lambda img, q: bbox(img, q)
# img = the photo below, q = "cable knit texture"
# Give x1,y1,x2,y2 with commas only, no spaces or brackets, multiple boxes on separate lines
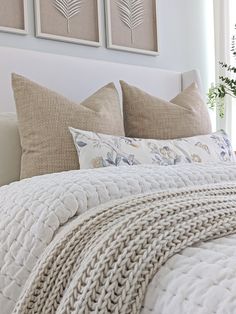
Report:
14,184,236,313
1,162,236,313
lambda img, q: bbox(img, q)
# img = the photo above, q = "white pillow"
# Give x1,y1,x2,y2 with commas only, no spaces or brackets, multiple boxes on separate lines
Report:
69,128,236,170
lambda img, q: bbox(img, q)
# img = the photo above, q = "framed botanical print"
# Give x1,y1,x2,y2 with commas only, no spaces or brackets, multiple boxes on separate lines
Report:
34,0,102,47
105,0,159,56
0,0,28,35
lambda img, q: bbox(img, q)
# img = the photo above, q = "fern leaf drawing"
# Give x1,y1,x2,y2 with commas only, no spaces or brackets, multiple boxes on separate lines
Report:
54,0,83,33
117,0,144,44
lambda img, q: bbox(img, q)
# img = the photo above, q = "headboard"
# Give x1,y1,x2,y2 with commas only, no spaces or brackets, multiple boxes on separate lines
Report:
0,47,202,112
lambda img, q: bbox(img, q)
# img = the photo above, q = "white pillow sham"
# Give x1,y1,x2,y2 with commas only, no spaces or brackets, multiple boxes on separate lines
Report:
69,128,236,170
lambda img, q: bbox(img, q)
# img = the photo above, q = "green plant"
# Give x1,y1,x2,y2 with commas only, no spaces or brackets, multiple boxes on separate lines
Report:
208,24,236,118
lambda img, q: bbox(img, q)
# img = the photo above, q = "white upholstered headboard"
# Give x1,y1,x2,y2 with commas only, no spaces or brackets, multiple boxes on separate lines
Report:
0,47,202,112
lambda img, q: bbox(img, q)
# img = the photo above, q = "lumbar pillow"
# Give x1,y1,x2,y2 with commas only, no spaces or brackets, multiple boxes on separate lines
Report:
120,81,212,139
69,128,235,170
12,74,124,179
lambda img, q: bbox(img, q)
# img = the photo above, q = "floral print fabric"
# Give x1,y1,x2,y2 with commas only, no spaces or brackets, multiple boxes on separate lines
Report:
69,128,236,169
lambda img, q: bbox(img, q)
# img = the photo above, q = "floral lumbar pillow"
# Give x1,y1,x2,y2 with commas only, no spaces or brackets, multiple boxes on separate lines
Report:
69,127,236,169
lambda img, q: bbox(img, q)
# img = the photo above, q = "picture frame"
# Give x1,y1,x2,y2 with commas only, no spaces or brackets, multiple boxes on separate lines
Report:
34,0,102,47
0,0,29,35
105,0,159,56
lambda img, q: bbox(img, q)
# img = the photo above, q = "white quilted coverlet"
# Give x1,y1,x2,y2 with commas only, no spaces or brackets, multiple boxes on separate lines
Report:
1,162,236,314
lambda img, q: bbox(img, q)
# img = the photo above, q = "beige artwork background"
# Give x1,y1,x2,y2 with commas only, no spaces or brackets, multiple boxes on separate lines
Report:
39,0,99,42
109,0,158,52
0,0,25,29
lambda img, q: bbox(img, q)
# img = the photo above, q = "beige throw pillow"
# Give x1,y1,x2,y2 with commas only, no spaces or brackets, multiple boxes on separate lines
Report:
120,81,212,139
12,74,124,179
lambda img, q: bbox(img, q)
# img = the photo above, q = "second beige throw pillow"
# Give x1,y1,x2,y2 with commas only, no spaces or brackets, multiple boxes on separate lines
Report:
120,81,212,139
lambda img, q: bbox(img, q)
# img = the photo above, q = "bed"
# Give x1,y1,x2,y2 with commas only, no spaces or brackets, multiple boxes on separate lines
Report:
1,47,236,314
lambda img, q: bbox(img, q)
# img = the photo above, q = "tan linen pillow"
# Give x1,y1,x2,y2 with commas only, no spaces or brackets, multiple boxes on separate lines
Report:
12,74,124,179
120,81,212,139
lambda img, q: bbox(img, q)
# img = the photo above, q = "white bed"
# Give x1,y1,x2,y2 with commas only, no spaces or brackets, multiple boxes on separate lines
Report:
1,47,236,314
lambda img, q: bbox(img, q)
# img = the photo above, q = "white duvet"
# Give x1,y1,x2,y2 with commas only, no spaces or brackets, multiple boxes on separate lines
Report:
1,162,236,314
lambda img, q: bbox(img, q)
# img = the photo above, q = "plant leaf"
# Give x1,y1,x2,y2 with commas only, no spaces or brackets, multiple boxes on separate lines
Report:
54,0,83,33
117,0,144,43
76,141,87,148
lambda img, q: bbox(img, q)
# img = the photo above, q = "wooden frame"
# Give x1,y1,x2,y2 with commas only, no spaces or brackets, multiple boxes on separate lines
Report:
0,0,29,35
105,0,159,56
34,0,102,47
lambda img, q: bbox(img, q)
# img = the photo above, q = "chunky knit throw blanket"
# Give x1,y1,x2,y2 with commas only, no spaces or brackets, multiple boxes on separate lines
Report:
14,184,236,314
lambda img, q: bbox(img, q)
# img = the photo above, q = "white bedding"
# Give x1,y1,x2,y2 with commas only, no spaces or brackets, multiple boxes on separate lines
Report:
1,162,236,313
142,236,236,314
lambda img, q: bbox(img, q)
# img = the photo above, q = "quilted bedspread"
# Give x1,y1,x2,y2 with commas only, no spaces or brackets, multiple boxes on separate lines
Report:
1,162,236,313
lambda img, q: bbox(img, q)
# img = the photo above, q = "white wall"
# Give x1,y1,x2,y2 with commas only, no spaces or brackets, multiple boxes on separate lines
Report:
0,0,215,91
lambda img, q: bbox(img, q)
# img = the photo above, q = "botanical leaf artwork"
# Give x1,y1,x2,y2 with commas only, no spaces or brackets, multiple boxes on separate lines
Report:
54,0,83,33
117,0,144,44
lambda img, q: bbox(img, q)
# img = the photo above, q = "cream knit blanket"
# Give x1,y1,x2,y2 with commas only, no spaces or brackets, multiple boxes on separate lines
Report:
14,184,236,314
